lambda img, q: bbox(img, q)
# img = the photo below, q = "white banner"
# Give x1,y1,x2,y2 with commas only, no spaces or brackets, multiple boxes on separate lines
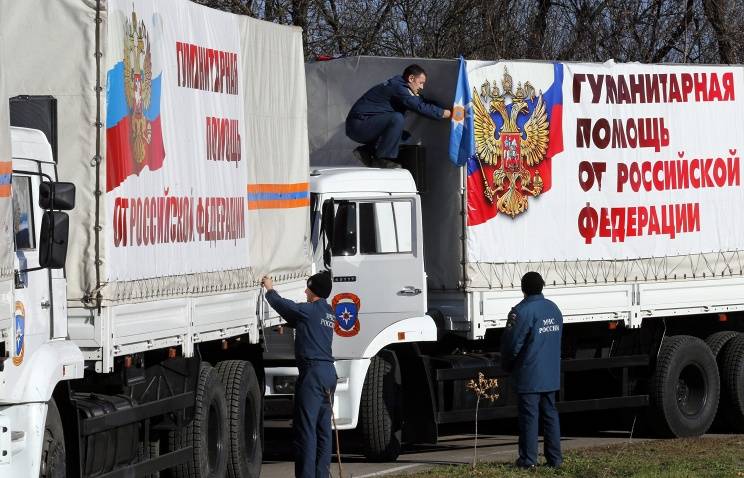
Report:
0,42,12,281
105,0,249,281
465,60,744,262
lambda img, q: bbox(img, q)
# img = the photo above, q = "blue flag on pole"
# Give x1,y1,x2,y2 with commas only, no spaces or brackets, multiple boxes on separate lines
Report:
448,57,475,166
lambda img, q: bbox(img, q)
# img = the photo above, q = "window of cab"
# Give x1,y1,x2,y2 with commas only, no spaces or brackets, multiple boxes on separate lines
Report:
12,176,35,250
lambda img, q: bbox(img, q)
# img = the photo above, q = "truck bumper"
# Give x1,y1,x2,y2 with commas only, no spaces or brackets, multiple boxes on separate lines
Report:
0,402,46,476
264,358,371,430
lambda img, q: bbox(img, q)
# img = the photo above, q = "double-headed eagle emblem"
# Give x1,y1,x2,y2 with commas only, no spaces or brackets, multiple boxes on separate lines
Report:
472,68,550,217
123,10,153,167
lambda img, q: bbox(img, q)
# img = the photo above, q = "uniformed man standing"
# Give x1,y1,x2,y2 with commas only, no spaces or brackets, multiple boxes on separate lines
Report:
501,271,563,469
262,271,336,478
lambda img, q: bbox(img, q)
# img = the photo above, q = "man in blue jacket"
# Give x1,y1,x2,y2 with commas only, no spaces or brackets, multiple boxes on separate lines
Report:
262,271,336,478
501,271,563,469
346,64,451,168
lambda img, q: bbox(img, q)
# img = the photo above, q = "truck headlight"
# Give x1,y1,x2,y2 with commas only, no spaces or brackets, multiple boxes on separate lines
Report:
272,376,296,394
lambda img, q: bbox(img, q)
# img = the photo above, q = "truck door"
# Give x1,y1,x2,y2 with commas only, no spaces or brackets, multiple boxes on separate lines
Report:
11,172,53,367
321,196,426,358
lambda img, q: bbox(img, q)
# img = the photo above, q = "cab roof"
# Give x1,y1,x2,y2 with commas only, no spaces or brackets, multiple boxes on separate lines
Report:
10,127,54,164
309,167,417,194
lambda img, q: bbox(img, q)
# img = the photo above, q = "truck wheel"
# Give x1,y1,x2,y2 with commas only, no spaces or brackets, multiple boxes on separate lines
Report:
173,364,229,478
39,399,65,478
138,438,160,478
360,350,402,462
651,335,719,437
705,331,740,359
720,334,744,431
705,331,740,429
215,360,262,478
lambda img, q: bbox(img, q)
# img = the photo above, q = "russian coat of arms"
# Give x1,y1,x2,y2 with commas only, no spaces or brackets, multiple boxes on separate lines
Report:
123,10,154,168
472,68,550,217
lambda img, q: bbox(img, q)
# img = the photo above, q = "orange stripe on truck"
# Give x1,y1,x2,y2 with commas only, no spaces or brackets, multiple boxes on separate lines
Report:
247,182,309,193
246,182,310,210
247,198,310,210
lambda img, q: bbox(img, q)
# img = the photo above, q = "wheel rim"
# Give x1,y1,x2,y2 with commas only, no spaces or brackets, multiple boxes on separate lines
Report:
207,401,224,471
676,362,707,417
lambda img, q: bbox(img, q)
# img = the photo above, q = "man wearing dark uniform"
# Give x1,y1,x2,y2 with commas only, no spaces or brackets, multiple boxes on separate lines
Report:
501,271,563,469
346,64,451,168
262,271,335,478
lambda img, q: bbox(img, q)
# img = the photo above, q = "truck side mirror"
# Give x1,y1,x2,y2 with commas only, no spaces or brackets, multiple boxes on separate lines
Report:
39,181,75,210
39,211,69,269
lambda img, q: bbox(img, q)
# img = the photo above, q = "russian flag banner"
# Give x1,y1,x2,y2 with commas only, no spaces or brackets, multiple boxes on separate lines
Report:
105,22,166,193
465,62,564,226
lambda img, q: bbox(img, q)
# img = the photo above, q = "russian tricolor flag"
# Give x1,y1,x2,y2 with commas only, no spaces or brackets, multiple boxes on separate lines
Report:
105,62,166,192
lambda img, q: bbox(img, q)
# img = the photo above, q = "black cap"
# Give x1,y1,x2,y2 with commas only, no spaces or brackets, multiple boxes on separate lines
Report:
521,271,545,296
307,271,332,299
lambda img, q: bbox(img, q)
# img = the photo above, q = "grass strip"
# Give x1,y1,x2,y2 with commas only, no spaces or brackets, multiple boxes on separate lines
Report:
394,436,744,478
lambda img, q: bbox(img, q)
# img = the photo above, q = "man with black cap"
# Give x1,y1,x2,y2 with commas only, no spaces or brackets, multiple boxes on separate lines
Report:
262,271,335,478
501,271,563,470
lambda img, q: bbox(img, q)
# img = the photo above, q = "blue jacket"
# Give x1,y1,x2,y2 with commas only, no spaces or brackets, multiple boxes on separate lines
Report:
500,294,563,393
347,75,444,120
265,290,335,363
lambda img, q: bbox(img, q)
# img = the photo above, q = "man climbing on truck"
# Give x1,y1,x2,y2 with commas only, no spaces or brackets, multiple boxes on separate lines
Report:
346,64,451,168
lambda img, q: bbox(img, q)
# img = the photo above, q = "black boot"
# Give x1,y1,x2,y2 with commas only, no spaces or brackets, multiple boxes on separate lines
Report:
353,145,374,166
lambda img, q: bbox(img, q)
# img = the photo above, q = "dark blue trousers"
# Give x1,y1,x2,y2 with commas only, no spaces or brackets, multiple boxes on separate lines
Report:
294,363,337,478
346,112,405,159
517,391,562,467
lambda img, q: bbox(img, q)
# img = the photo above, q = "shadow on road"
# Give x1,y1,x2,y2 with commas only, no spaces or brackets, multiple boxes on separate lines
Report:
264,408,647,465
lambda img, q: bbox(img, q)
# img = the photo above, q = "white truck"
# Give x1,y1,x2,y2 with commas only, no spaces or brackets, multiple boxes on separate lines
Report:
262,56,744,461
0,1,310,477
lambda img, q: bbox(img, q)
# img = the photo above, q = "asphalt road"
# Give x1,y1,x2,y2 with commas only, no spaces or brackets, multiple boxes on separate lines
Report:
262,412,651,477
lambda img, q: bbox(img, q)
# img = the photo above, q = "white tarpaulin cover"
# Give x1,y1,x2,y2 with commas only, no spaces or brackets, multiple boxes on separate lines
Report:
0,0,310,304
306,56,744,290
0,43,12,282
0,43,13,327
463,60,744,263
105,1,251,280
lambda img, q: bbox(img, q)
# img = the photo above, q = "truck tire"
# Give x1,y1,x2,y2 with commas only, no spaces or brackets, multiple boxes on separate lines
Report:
705,331,740,359
215,360,262,478
720,334,744,431
39,399,65,478
172,364,228,478
705,331,740,429
651,335,719,437
360,350,402,462
138,438,160,478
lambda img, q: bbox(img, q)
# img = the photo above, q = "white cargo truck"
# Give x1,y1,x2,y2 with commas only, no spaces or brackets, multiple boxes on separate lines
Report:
0,1,310,477
263,56,744,461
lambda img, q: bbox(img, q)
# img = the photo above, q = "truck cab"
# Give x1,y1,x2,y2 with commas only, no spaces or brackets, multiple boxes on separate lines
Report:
264,166,437,451
0,126,83,474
